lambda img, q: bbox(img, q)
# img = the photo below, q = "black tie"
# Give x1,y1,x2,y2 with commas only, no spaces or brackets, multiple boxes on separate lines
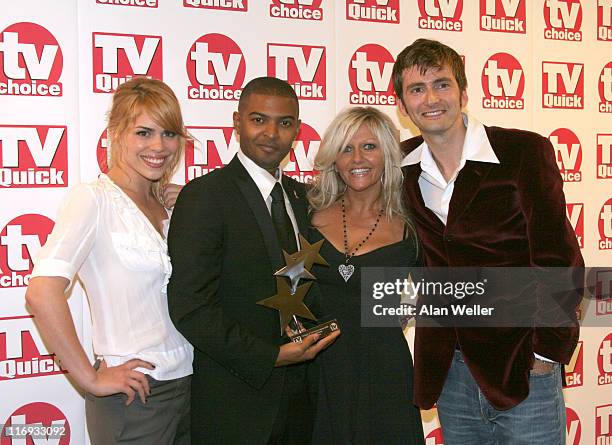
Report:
270,182,298,254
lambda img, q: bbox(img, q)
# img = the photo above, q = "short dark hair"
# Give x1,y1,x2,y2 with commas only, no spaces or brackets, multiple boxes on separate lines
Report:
392,39,467,101
238,76,299,115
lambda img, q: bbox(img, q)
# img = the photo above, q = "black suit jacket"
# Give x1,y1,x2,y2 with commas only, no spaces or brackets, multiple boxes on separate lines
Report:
167,156,312,444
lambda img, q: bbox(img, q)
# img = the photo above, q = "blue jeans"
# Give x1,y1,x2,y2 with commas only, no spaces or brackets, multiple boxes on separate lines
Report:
436,350,565,445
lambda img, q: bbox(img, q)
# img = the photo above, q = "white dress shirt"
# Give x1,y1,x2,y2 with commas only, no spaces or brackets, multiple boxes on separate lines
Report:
31,174,193,380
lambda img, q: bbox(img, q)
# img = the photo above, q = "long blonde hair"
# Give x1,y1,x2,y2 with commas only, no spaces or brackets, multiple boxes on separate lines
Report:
106,77,188,203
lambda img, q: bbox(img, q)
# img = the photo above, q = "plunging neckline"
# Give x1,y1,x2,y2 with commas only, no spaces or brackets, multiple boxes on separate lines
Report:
312,227,406,259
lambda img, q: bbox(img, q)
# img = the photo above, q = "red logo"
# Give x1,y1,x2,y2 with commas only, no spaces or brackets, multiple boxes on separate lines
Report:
597,403,612,442
96,0,158,7
270,0,323,21
183,0,247,11
543,0,582,41
417,0,463,32
565,407,581,445
480,0,526,33
598,134,612,179
549,128,582,182
595,269,612,316
346,0,400,24
599,198,612,250
482,53,525,109
564,341,583,387
425,426,444,444
598,333,612,385
0,125,68,188
283,122,320,183
348,44,395,106
1,402,71,445
566,203,584,249
542,62,584,109
0,22,63,97
186,33,246,101
0,214,54,288
92,32,163,93
97,128,109,173
599,61,612,113
0,316,65,381
184,126,237,181
599,1,612,41
267,43,326,100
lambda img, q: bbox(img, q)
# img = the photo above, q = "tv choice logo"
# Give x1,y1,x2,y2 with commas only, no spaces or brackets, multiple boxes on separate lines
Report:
563,341,583,387
542,62,584,109
186,33,246,101
549,128,582,183
482,53,525,109
0,316,65,381
597,134,612,179
0,125,68,188
283,122,320,183
597,404,612,444
599,61,612,113
480,0,526,33
0,22,63,97
565,407,582,445
348,44,395,106
97,128,110,173
599,0,612,41
566,203,584,249
598,333,612,385
92,32,163,93
417,0,463,32
96,0,158,7
346,0,399,24
270,0,323,21
183,0,247,11
1,402,70,445
425,427,444,444
267,43,326,100
595,269,612,316
543,0,583,41
599,198,612,250
0,214,54,288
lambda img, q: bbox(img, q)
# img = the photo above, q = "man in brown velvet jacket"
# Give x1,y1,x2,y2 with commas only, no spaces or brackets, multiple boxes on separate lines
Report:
392,39,583,444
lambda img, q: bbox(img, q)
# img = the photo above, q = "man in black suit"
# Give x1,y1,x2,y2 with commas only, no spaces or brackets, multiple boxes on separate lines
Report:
167,77,339,445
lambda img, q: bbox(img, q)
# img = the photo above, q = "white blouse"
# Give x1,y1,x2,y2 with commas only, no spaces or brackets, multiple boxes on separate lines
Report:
31,174,193,381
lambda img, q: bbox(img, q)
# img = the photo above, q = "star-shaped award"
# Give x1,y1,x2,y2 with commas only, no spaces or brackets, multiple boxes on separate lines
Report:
257,277,317,335
284,235,329,270
274,256,316,293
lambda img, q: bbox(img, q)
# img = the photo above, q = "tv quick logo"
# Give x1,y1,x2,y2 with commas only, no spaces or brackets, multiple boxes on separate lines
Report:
425,427,444,445
417,0,463,32
92,32,163,93
184,126,238,180
186,33,245,101
566,203,584,248
0,22,63,97
564,341,584,387
599,198,612,250
183,0,247,11
0,214,54,288
282,122,320,183
596,404,612,444
599,0,612,41
97,128,109,173
1,402,70,445
543,0,582,41
480,0,526,33
482,53,525,109
598,333,612,386
267,43,326,100
565,407,582,445
542,62,584,109
598,134,612,179
0,316,65,381
549,128,582,182
346,0,400,24
270,0,323,21
0,125,68,188
96,0,158,7
596,269,612,316
348,44,395,106
599,61,612,113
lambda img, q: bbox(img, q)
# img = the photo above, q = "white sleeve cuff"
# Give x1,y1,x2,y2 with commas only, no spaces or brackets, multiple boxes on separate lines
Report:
31,258,76,287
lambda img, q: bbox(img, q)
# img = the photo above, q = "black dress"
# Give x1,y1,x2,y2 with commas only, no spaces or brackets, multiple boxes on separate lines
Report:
309,229,425,445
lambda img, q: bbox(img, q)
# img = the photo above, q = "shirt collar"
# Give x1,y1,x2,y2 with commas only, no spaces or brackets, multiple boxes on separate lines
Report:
237,149,283,200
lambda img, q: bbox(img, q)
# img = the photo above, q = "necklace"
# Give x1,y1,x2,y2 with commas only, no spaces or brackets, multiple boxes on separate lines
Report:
339,197,384,282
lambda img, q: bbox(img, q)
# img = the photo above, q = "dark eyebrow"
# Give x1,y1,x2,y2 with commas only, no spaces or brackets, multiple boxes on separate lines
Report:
248,112,296,121
406,77,453,90
135,126,153,131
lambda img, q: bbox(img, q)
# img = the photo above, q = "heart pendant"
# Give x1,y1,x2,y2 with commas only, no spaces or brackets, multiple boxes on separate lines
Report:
338,264,355,282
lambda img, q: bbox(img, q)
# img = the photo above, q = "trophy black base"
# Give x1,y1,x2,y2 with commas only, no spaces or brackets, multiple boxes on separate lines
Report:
289,319,339,343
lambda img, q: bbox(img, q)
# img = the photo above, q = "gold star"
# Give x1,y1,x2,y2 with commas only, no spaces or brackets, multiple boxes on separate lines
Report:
284,235,328,270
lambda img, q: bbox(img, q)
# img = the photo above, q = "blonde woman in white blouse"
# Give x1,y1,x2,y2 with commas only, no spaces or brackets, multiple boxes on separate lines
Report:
25,78,194,445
